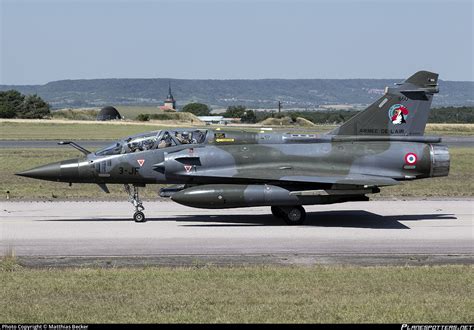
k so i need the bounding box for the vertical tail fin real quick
[330,71,439,136]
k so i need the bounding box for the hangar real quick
[96,106,122,121]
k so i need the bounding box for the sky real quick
[0,0,473,85]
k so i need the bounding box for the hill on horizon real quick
[1,78,473,109]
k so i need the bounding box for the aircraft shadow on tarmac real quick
[47,210,457,229]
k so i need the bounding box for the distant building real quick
[159,82,177,112]
[96,106,121,121]
[197,116,240,125]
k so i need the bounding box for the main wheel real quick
[133,211,146,223]
[281,206,306,225]
[271,206,284,218]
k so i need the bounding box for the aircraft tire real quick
[281,206,306,225]
[133,211,146,223]
[271,206,285,218]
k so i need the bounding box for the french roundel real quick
[405,153,417,165]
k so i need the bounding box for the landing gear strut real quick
[271,206,285,218]
[124,184,146,222]
[271,205,306,225]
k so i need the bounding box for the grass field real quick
[1,147,472,200]
[0,120,335,141]
[1,120,473,141]
[426,123,474,136]
[0,121,170,140]
[0,262,471,323]
[52,106,164,121]
[115,105,168,119]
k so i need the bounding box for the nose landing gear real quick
[124,184,146,222]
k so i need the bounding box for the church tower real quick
[162,82,176,111]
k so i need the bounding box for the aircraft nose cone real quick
[16,162,61,181]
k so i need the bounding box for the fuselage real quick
[18,128,450,188]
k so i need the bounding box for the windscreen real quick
[95,142,122,156]
[126,132,159,152]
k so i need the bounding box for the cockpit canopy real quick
[95,129,207,156]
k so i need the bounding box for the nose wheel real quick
[125,184,146,222]
[133,211,145,222]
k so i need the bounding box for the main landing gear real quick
[271,205,306,225]
[124,184,146,222]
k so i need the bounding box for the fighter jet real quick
[17,71,450,224]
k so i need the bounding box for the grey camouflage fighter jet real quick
[17,71,450,224]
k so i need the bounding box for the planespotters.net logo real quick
[401,325,473,330]
[389,104,409,125]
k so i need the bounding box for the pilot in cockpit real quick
[142,138,155,150]
[176,131,193,144]
[158,132,172,149]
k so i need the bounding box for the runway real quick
[1,200,472,266]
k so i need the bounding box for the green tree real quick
[224,105,246,118]
[181,102,211,116]
[429,107,474,123]
[241,110,257,123]
[0,102,16,118]
[0,90,24,118]
[18,94,51,119]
